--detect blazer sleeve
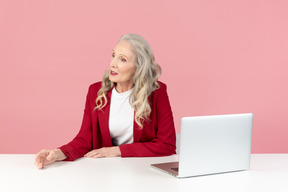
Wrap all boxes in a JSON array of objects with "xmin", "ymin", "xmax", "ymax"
[
  {"xmin": 58, "ymin": 85, "xmax": 94, "ymax": 161},
  {"xmin": 119, "ymin": 83, "xmax": 176, "ymax": 157}
]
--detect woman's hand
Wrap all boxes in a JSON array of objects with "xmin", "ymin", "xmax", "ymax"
[
  {"xmin": 35, "ymin": 149, "xmax": 67, "ymax": 169},
  {"xmin": 84, "ymin": 147, "xmax": 121, "ymax": 158}
]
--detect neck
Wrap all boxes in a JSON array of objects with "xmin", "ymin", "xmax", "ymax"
[{"xmin": 115, "ymin": 83, "xmax": 133, "ymax": 93}]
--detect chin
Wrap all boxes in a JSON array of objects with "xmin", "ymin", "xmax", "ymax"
[{"xmin": 109, "ymin": 76, "xmax": 117, "ymax": 83}]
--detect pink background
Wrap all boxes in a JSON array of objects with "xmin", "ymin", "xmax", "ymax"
[{"xmin": 0, "ymin": 0, "xmax": 287, "ymax": 154}]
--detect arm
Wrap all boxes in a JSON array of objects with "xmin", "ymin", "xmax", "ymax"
[
  {"xmin": 119, "ymin": 83, "xmax": 176, "ymax": 157},
  {"xmin": 58, "ymin": 85, "xmax": 94, "ymax": 161}
]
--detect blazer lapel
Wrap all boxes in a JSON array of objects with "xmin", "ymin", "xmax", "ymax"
[
  {"xmin": 134, "ymin": 93, "xmax": 153, "ymax": 142},
  {"xmin": 133, "ymin": 118, "xmax": 144, "ymax": 142},
  {"xmin": 97, "ymin": 88, "xmax": 113, "ymax": 147}
]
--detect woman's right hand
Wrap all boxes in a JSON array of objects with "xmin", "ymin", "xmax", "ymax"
[{"xmin": 35, "ymin": 149, "xmax": 67, "ymax": 169}]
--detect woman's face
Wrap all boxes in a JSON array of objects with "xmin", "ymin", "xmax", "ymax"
[{"xmin": 109, "ymin": 40, "xmax": 136, "ymax": 91}]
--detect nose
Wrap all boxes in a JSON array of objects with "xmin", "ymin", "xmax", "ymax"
[{"xmin": 110, "ymin": 57, "xmax": 117, "ymax": 68}]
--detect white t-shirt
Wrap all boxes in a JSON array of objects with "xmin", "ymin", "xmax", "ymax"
[{"xmin": 109, "ymin": 87, "xmax": 134, "ymax": 146}]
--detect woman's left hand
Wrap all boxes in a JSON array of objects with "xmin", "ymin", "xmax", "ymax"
[{"xmin": 84, "ymin": 147, "xmax": 121, "ymax": 158}]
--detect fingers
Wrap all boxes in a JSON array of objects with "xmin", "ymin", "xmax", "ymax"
[
  {"xmin": 84, "ymin": 149, "xmax": 105, "ymax": 158},
  {"xmin": 84, "ymin": 147, "xmax": 120, "ymax": 158},
  {"xmin": 35, "ymin": 149, "xmax": 57, "ymax": 169},
  {"xmin": 35, "ymin": 150, "xmax": 47, "ymax": 162},
  {"xmin": 84, "ymin": 149, "xmax": 100, "ymax": 158},
  {"xmin": 46, "ymin": 150, "xmax": 56, "ymax": 161},
  {"xmin": 90, "ymin": 153, "xmax": 103, "ymax": 158},
  {"xmin": 35, "ymin": 150, "xmax": 49, "ymax": 169}
]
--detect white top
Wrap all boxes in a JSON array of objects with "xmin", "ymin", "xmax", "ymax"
[{"xmin": 109, "ymin": 87, "xmax": 134, "ymax": 146}]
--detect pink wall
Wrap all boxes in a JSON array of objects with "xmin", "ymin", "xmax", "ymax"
[{"xmin": 0, "ymin": 0, "xmax": 287, "ymax": 154}]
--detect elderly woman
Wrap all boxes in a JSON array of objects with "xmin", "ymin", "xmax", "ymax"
[{"xmin": 35, "ymin": 33, "xmax": 176, "ymax": 169}]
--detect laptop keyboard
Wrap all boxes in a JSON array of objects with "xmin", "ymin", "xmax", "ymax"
[{"xmin": 171, "ymin": 167, "xmax": 179, "ymax": 172}]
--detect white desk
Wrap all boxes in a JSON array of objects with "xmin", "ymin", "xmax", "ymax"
[{"xmin": 0, "ymin": 154, "xmax": 287, "ymax": 192}]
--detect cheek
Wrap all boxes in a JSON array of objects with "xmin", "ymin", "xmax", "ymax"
[
  {"xmin": 128, "ymin": 64, "xmax": 136, "ymax": 76},
  {"xmin": 122, "ymin": 71, "xmax": 134, "ymax": 79},
  {"xmin": 120, "ymin": 65, "xmax": 135, "ymax": 76},
  {"xmin": 127, "ymin": 67, "xmax": 136, "ymax": 78}
]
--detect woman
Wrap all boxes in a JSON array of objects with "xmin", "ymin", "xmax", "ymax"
[{"xmin": 35, "ymin": 33, "xmax": 176, "ymax": 169}]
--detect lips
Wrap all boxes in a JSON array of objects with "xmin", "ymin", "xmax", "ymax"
[{"xmin": 110, "ymin": 70, "xmax": 118, "ymax": 76}]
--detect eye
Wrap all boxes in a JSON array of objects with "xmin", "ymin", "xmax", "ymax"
[
  {"xmin": 112, "ymin": 53, "xmax": 115, "ymax": 58},
  {"xmin": 121, "ymin": 57, "xmax": 127, "ymax": 62}
]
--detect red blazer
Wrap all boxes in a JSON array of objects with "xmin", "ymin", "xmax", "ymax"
[{"xmin": 59, "ymin": 81, "xmax": 176, "ymax": 161}]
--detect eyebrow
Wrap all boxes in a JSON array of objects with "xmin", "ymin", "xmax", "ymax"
[{"xmin": 113, "ymin": 49, "xmax": 128, "ymax": 58}]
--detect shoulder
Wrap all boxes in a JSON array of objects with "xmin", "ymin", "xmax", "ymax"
[
  {"xmin": 150, "ymin": 81, "xmax": 169, "ymax": 100},
  {"xmin": 157, "ymin": 81, "xmax": 167, "ymax": 89},
  {"xmin": 87, "ymin": 81, "xmax": 102, "ymax": 97},
  {"xmin": 149, "ymin": 81, "xmax": 171, "ymax": 109},
  {"xmin": 89, "ymin": 81, "xmax": 102, "ymax": 90},
  {"xmin": 154, "ymin": 81, "xmax": 167, "ymax": 94}
]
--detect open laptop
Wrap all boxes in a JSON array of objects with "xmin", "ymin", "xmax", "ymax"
[{"xmin": 151, "ymin": 113, "xmax": 253, "ymax": 178}]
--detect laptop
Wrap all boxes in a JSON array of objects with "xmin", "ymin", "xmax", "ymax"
[{"xmin": 151, "ymin": 113, "xmax": 253, "ymax": 178}]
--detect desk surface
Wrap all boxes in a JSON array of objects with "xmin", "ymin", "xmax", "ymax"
[{"xmin": 0, "ymin": 154, "xmax": 287, "ymax": 192}]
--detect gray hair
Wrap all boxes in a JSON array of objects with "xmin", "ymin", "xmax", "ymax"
[{"xmin": 95, "ymin": 33, "xmax": 162, "ymax": 128}]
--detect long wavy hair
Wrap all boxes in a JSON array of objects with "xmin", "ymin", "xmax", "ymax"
[{"xmin": 93, "ymin": 33, "xmax": 162, "ymax": 128}]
